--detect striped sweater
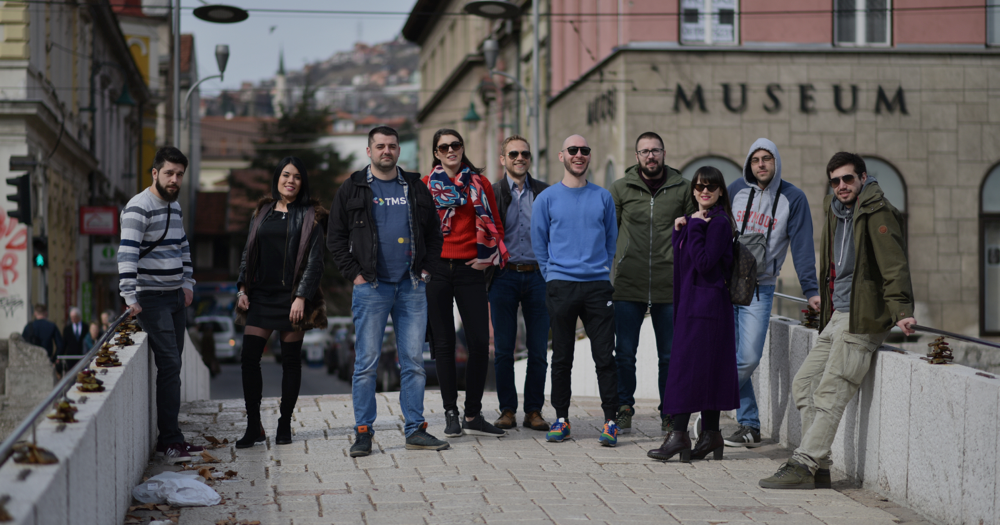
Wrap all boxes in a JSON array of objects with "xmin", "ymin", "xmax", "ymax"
[{"xmin": 117, "ymin": 188, "xmax": 195, "ymax": 305}]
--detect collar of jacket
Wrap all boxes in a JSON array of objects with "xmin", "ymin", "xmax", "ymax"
[
  {"xmin": 500, "ymin": 172, "xmax": 543, "ymax": 196},
  {"xmin": 622, "ymin": 163, "xmax": 685, "ymax": 192}
]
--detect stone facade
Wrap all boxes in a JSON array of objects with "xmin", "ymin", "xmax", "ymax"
[{"xmin": 547, "ymin": 49, "xmax": 1000, "ymax": 335}]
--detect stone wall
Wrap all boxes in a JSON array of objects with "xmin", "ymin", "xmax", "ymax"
[{"xmin": 0, "ymin": 335, "xmax": 55, "ymax": 442}]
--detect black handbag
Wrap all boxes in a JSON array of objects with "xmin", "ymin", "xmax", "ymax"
[{"xmin": 728, "ymin": 236, "xmax": 759, "ymax": 306}]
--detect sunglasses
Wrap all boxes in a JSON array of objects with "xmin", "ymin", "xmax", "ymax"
[
  {"xmin": 564, "ymin": 146, "xmax": 591, "ymax": 156},
  {"xmin": 828, "ymin": 174, "xmax": 857, "ymax": 188},
  {"xmin": 694, "ymin": 183, "xmax": 720, "ymax": 193},
  {"xmin": 507, "ymin": 150, "xmax": 531, "ymax": 160},
  {"xmin": 436, "ymin": 141, "xmax": 463, "ymax": 154}
]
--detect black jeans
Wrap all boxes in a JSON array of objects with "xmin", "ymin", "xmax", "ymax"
[
  {"xmin": 546, "ymin": 280, "xmax": 618, "ymax": 421},
  {"xmin": 426, "ymin": 259, "xmax": 490, "ymax": 417},
  {"xmin": 136, "ymin": 288, "xmax": 187, "ymax": 446}
]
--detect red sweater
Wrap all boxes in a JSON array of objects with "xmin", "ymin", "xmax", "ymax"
[{"xmin": 422, "ymin": 173, "xmax": 504, "ymax": 260}]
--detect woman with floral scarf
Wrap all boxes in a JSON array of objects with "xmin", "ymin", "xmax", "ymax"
[{"xmin": 423, "ymin": 128, "xmax": 509, "ymax": 439}]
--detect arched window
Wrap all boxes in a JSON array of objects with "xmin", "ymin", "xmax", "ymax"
[
  {"xmin": 981, "ymin": 164, "xmax": 1000, "ymax": 335},
  {"xmin": 681, "ymin": 156, "xmax": 743, "ymax": 188}
]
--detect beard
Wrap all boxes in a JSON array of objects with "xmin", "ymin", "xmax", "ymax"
[
  {"xmin": 374, "ymin": 155, "xmax": 397, "ymax": 172},
  {"xmin": 155, "ymin": 178, "xmax": 180, "ymax": 202},
  {"xmin": 639, "ymin": 163, "xmax": 663, "ymax": 178},
  {"xmin": 563, "ymin": 158, "xmax": 588, "ymax": 177}
]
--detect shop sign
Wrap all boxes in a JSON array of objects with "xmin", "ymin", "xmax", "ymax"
[
  {"xmin": 672, "ymin": 83, "xmax": 907, "ymax": 115},
  {"xmin": 92, "ymin": 244, "xmax": 118, "ymax": 274},
  {"xmin": 80, "ymin": 206, "xmax": 119, "ymax": 236}
]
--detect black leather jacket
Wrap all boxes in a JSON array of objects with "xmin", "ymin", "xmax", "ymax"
[
  {"xmin": 327, "ymin": 167, "xmax": 442, "ymax": 284},
  {"xmin": 238, "ymin": 199, "xmax": 327, "ymax": 301}
]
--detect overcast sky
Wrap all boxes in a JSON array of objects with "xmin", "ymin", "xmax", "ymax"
[{"xmin": 181, "ymin": 0, "xmax": 420, "ymax": 94}]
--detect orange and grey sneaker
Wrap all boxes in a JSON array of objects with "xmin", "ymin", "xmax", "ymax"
[
  {"xmin": 350, "ymin": 425, "xmax": 373, "ymax": 457},
  {"xmin": 546, "ymin": 418, "xmax": 571, "ymax": 442},
  {"xmin": 599, "ymin": 420, "xmax": 619, "ymax": 447}
]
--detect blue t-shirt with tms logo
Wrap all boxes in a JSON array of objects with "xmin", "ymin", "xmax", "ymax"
[{"xmin": 371, "ymin": 176, "xmax": 411, "ymax": 282}]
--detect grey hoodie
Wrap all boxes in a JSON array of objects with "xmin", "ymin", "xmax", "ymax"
[{"xmin": 830, "ymin": 175, "xmax": 878, "ymax": 312}]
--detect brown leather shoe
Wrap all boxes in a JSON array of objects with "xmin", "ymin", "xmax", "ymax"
[
  {"xmin": 647, "ymin": 431, "xmax": 692, "ymax": 462},
  {"xmin": 690, "ymin": 430, "xmax": 724, "ymax": 460},
  {"xmin": 522, "ymin": 410, "xmax": 549, "ymax": 431},
  {"xmin": 494, "ymin": 409, "xmax": 516, "ymax": 429}
]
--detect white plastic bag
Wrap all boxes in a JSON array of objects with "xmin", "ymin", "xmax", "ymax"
[{"xmin": 132, "ymin": 471, "xmax": 222, "ymax": 507}]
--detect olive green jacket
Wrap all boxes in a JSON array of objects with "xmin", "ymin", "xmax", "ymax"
[
  {"xmin": 610, "ymin": 164, "xmax": 695, "ymax": 304},
  {"xmin": 819, "ymin": 181, "xmax": 914, "ymax": 334}
]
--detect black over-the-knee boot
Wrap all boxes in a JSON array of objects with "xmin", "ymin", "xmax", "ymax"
[
  {"xmin": 276, "ymin": 338, "xmax": 303, "ymax": 445},
  {"xmin": 236, "ymin": 335, "xmax": 268, "ymax": 448}
]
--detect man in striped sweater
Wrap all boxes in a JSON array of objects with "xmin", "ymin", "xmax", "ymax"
[{"xmin": 118, "ymin": 146, "xmax": 200, "ymax": 464}]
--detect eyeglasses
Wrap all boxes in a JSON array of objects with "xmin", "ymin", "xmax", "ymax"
[
  {"xmin": 828, "ymin": 174, "xmax": 857, "ymax": 188},
  {"xmin": 694, "ymin": 183, "xmax": 720, "ymax": 193},
  {"xmin": 507, "ymin": 150, "xmax": 531, "ymax": 160},
  {"xmin": 751, "ymin": 155, "xmax": 774, "ymax": 165},
  {"xmin": 436, "ymin": 141, "xmax": 463, "ymax": 154},
  {"xmin": 563, "ymin": 146, "xmax": 591, "ymax": 156},
  {"xmin": 637, "ymin": 148, "xmax": 664, "ymax": 158}
]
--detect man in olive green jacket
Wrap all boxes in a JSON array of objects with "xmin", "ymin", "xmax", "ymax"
[
  {"xmin": 610, "ymin": 132, "xmax": 696, "ymax": 435},
  {"xmin": 761, "ymin": 152, "xmax": 916, "ymax": 490}
]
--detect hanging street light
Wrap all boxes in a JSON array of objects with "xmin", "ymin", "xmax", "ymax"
[{"xmin": 193, "ymin": 4, "xmax": 249, "ymax": 23}]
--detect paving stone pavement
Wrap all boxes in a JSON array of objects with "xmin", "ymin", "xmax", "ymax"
[{"xmin": 133, "ymin": 392, "xmax": 933, "ymax": 525}]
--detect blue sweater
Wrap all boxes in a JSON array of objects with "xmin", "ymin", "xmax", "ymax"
[{"xmin": 531, "ymin": 182, "xmax": 617, "ymax": 282}]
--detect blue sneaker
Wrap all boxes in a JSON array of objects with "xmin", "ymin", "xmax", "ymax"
[
  {"xmin": 546, "ymin": 418, "xmax": 571, "ymax": 442},
  {"xmin": 600, "ymin": 420, "xmax": 619, "ymax": 447}
]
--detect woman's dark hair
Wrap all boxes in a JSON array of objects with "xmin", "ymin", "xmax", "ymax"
[
  {"xmin": 431, "ymin": 128, "xmax": 483, "ymax": 174},
  {"xmin": 272, "ymin": 156, "xmax": 311, "ymax": 205},
  {"xmin": 690, "ymin": 166, "xmax": 736, "ymax": 233}
]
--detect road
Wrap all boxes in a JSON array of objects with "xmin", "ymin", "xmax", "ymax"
[{"xmin": 210, "ymin": 353, "xmax": 353, "ymax": 400}]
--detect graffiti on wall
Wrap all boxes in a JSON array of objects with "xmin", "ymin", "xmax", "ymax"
[{"xmin": 0, "ymin": 204, "xmax": 27, "ymax": 318}]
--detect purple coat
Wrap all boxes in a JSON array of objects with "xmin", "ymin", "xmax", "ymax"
[{"xmin": 661, "ymin": 205, "xmax": 739, "ymax": 415}]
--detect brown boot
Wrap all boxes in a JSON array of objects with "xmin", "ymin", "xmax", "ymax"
[
  {"xmin": 690, "ymin": 430, "xmax": 724, "ymax": 460},
  {"xmin": 647, "ymin": 431, "xmax": 691, "ymax": 462},
  {"xmin": 522, "ymin": 410, "xmax": 549, "ymax": 431},
  {"xmin": 494, "ymin": 409, "xmax": 516, "ymax": 429}
]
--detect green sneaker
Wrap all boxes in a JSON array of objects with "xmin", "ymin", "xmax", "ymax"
[
  {"xmin": 759, "ymin": 460, "xmax": 816, "ymax": 489},
  {"xmin": 661, "ymin": 414, "xmax": 674, "ymax": 435},
  {"xmin": 616, "ymin": 405, "xmax": 634, "ymax": 434},
  {"xmin": 405, "ymin": 423, "xmax": 450, "ymax": 451}
]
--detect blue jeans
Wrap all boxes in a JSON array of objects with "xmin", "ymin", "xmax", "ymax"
[
  {"xmin": 135, "ymin": 288, "xmax": 187, "ymax": 446},
  {"xmin": 351, "ymin": 280, "xmax": 428, "ymax": 437},
  {"xmin": 488, "ymin": 268, "xmax": 549, "ymax": 414},
  {"xmin": 614, "ymin": 301, "xmax": 673, "ymax": 410},
  {"xmin": 733, "ymin": 284, "xmax": 775, "ymax": 429}
]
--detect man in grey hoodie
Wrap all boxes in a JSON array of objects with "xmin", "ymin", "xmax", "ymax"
[{"xmin": 724, "ymin": 138, "xmax": 820, "ymax": 448}]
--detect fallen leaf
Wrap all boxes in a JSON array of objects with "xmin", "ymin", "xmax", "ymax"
[
  {"xmin": 204, "ymin": 435, "xmax": 221, "ymax": 445},
  {"xmin": 198, "ymin": 467, "xmax": 214, "ymax": 479},
  {"xmin": 222, "ymin": 438, "xmax": 229, "ymax": 444},
  {"xmin": 224, "ymin": 470, "xmax": 238, "ymax": 479},
  {"xmin": 200, "ymin": 451, "xmax": 221, "ymax": 463},
  {"xmin": 156, "ymin": 504, "xmax": 171, "ymax": 511}
]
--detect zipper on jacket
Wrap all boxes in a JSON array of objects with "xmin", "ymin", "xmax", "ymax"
[
  {"xmin": 648, "ymin": 194, "xmax": 654, "ymax": 309},
  {"xmin": 281, "ymin": 208, "xmax": 290, "ymax": 286}
]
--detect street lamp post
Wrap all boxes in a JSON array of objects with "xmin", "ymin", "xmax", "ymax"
[{"xmin": 464, "ymin": 1, "xmax": 541, "ymax": 169}]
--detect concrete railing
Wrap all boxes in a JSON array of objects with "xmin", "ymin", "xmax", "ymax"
[{"xmin": 0, "ymin": 331, "xmax": 209, "ymax": 525}]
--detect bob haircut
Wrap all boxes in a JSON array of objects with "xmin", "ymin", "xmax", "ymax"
[
  {"xmin": 431, "ymin": 128, "xmax": 483, "ymax": 174},
  {"xmin": 689, "ymin": 165, "xmax": 736, "ymax": 233},
  {"xmin": 271, "ymin": 156, "xmax": 311, "ymax": 205}
]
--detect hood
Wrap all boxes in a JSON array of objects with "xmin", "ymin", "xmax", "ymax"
[
  {"xmin": 623, "ymin": 163, "xmax": 685, "ymax": 187},
  {"xmin": 741, "ymin": 138, "xmax": 783, "ymax": 196},
  {"xmin": 831, "ymin": 175, "xmax": 880, "ymax": 219}
]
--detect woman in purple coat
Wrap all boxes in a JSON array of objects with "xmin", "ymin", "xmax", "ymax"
[{"xmin": 648, "ymin": 166, "xmax": 738, "ymax": 462}]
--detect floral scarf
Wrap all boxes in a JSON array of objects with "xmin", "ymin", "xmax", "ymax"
[{"xmin": 426, "ymin": 163, "xmax": 509, "ymax": 267}]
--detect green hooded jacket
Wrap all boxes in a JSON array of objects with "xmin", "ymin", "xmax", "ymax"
[
  {"xmin": 610, "ymin": 164, "xmax": 695, "ymax": 304},
  {"xmin": 819, "ymin": 181, "xmax": 914, "ymax": 334}
]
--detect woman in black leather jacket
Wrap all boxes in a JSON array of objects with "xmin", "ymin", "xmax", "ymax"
[{"xmin": 235, "ymin": 156, "xmax": 328, "ymax": 448}]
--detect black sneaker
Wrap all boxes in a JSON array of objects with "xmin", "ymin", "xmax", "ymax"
[
  {"xmin": 350, "ymin": 425, "xmax": 373, "ymax": 457},
  {"xmin": 814, "ymin": 468, "xmax": 832, "ymax": 489},
  {"xmin": 162, "ymin": 442, "xmax": 193, "ymax": 464},
  {"xmin": 444, "ymin": 409, "xmax": 463, "ymax": 438},
  {"xmin": 616, "ymin": 405, "xmax": 634, "ymax": 434},
  {"xmin": 156, "ymin": 441, "xmax": 205, "ymax": 456},
  {"xmin": 405, "ymin": 423, "xmax": 450, "ymax": 450},
  {"xmin": 462, "ymin": 412, "xmax": 506, "ymax": 437},
  {"xmin": 724, "ymin": 425, "xmax": 762, "ymax": 447}
]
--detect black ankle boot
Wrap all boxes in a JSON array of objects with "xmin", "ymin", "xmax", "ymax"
[
  {"xmin": 691, "ymin": 430, "xmax": 724, "ymax": 460},
  {"xmin": 647, "ymin": 431, "xmax": 692, "ymax": 462},
  {"xmin": 236, "ymin": 405, "xmax": 266, "ymax": 449},
  {"xmin": 275, "ymin": 416, "xmax": 292, "ymax": 445}
]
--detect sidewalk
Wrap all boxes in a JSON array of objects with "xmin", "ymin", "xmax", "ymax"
[{"xmin": 133, "ymin": 392, "xmax": 931, "ymax": 525}]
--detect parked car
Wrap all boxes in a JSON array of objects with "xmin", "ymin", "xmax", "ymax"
[
  {"xmin": 302, "ymin": 327, "xmax": 334, "ymax": 367},
  {"xmin": 324, "ymin": 317, "xmax": 354, "ymax": 376},
  {"xmin": 194, "ymin": 316, "xmax": 243, "ymax": 362}
]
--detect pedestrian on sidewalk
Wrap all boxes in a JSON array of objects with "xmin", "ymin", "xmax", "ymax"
[
  {"xmin": 760, "ymin": 152, "xmax": 915, "ymax": 489},
  {"xmin": 118, "ymin": 146, "xmax": 203, "ymax": 464},
  {"xmin": 328, "ymin": 126, "xmax": 449, "ymax": 456},
  {"xmin": 610, "ymin": 131, "xmax": 694, "ymax": 436},
  {"xmin": 487, "ymin": 135, "xmax": 551, "ymax": 433},
  {"xmin": 422, "ymin": 128, "xmax": 509, "ymax": 439},
  {"xmin": 648, "ymin": 166, "xmax": 738, "ymax": 463},
  {"xmin": 83, "ymin": 322, "xmax": 100, "ymax": 352},
  {"xmin": 531, "ymin": 134, "xmax": 620, "ymax": 447},
  {"xmin": 725, "ymin": 138, "xmax": 819, "ymax": 449},
  {"xmin": 234, "ymin": 156, "xmax": 328, "ymax": 449},
  {"xmin": 22, "ymin": 304, "xmax": 63, "ymax": 366}
]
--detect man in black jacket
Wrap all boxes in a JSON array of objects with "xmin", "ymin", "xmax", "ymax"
[
  {"xmin": 22, "ymin": 304, "xmax": 62, "ymax": 364},
  {"xmin": 328, "ymin": 125, "xmax": 447, "ymax": 457},
  {"xmin": 487, "ymin": 135, "xmax": 551, "ymax": 432},
  {"xmin": 63, "ymin": 307, "xmax": 86, "ymax": 356}
]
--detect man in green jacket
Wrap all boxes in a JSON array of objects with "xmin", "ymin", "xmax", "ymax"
[
  {"xmin": 760, "ymin": 152, "xmax": 916, "ymax": 489},
  {"xmin": 610, "ymin": 131, "xmax": 695, "ymax": 435}
]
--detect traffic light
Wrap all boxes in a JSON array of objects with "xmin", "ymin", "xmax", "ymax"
[
  {"xmin": 7, "ymin": 156, "xmax": 35, "ymax": 226},
  {"xmin": 32, "ymin": 236, "xmax": 47, "ymax": 269}
]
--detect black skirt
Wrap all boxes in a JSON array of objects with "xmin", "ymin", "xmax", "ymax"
[{"xmin": 246, "ymin": 289, "xmax": 294, "ymax": 332}]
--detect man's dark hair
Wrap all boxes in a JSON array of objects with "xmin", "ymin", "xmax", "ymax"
[
  {"xmin": 826, "ymin": 152, "xmax": 866, "ymax": 178},
  {"xmin": 152, "ymin": 146, "xmax": 189, "ymax": 171},
  {"xmin": 34, "ymin": 304, "xmax": 47, "ymax": 315},
  {"xmin": 368, "ymin": 126, "xmax": 399, "ymax": 147},
  {"xmin": 635, "ymin": 131, "xmax": 664, "ymax": 151}
]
